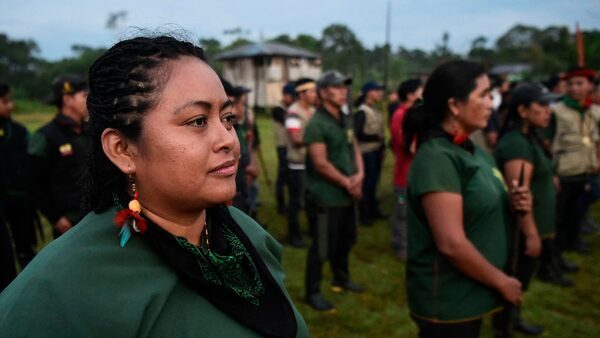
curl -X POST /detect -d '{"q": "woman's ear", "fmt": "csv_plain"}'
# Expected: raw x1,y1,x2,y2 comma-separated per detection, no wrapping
101,128,139,174
447,97,460,116
517,104,528,119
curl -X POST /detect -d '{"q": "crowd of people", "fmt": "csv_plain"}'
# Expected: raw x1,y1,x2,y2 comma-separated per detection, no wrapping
0,34,598,337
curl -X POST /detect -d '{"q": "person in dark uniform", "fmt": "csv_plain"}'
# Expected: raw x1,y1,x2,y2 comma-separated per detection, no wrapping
494,84,560,336
0,84,19,289
403,61,531,338
0,83,37,267
272,82,296,215
303,71,365,312
28,74,90,238
0,35,308,338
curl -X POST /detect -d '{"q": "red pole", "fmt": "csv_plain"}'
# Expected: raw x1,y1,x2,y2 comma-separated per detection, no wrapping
576,22,585,67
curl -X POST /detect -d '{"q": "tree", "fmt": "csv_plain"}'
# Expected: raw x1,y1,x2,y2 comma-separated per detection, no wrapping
320,24,366,85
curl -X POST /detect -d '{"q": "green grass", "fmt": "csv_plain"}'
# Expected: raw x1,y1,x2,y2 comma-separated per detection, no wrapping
17,109,600,337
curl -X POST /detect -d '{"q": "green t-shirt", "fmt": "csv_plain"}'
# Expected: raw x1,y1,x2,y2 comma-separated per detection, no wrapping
304,108,355,207
407,137,509,322
0,206,309,338
495,130,556,238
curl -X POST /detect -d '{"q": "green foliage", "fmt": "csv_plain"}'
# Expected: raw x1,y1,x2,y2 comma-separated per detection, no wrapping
2,23,599,101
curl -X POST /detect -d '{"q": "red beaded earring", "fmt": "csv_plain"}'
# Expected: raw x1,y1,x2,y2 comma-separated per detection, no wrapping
114,166,147,247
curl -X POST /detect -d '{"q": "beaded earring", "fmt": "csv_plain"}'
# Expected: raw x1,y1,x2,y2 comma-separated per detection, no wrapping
114,166,147,247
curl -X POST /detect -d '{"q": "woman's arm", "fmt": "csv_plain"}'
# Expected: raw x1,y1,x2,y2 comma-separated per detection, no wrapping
422,192,523,304
503,160,541,257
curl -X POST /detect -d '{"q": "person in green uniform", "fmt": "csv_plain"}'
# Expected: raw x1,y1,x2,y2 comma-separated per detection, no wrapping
403,60,532,338
28,74,90,238
494,84,559,337
0,36,308,338
303,70,365,312
0,83,38,268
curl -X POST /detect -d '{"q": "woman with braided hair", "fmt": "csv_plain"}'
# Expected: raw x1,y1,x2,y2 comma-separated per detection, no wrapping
0,35,308,338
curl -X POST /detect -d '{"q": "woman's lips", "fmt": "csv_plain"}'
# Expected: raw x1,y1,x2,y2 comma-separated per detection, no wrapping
209,159,237,176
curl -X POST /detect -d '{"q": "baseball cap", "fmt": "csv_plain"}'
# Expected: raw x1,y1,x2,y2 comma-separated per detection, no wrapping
48,74,88,106
282,82,296,96
361,81,385,94
510,84,560,110
316,71,352,89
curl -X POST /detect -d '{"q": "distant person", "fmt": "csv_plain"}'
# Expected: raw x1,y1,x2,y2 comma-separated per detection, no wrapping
404,60,531,337
547,67,599,266
28,74,90,238
0,83,20,289
389,78,422,260
285,78,317,247
0,83,38,268
387,90,400,124
545,74,568,97
354,81,386,225
494,84,560,336
304,71,365,312
272,82,296,215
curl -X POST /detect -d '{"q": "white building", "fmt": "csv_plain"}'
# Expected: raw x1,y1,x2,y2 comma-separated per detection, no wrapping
216,42,322,108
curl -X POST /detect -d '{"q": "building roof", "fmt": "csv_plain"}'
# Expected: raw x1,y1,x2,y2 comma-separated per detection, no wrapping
215,41,319,60
489,63,533,75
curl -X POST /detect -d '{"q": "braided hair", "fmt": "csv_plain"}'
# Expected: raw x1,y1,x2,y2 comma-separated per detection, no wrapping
83,36,206,213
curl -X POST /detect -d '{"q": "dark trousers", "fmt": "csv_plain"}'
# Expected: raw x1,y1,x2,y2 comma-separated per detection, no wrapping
360,149,383,219
305,201,357,296
275,147,288,212
0,214,17,291
555,175,587,253
287,168,304,242
411,316,482,338
4,198,37,267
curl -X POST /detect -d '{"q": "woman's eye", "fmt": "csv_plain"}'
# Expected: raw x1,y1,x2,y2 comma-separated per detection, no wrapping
222,113,238,128
188,116,207,127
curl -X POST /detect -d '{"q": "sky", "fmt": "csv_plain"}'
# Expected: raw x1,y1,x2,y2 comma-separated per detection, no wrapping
1,0,599,60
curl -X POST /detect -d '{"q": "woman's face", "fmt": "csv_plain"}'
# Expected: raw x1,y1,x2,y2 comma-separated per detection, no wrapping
522,102,551,128
453,75,493,134
133,57,240,214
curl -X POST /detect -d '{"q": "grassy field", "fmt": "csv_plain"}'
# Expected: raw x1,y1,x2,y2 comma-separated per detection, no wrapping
12,101,600,338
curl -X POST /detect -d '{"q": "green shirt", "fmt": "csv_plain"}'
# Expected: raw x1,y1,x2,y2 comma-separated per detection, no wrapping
495,130,556,238
0,206,309,338
407,137,509,322
304,108,356,207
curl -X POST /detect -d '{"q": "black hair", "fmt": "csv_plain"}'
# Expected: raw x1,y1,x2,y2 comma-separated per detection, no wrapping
0,83,10,97
402,60,486,153
397,78,422,102
83,35,206,213
545,74,562,91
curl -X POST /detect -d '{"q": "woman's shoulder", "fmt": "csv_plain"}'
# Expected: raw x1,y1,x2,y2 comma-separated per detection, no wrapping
0,209,177,336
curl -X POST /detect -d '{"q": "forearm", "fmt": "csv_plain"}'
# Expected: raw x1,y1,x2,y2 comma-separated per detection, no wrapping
519,213,538,237
314,161,349,188
353,141,364,177
441,238,508,292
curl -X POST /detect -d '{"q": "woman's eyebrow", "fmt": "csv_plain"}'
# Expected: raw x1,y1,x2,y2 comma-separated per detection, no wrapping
221,99,234,112
172,100,212,115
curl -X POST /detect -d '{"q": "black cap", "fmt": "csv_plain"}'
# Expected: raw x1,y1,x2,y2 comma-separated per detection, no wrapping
282,82,296,95
48,74,88,106
510,84,560,112
316,70,352,89
361,81,385,94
